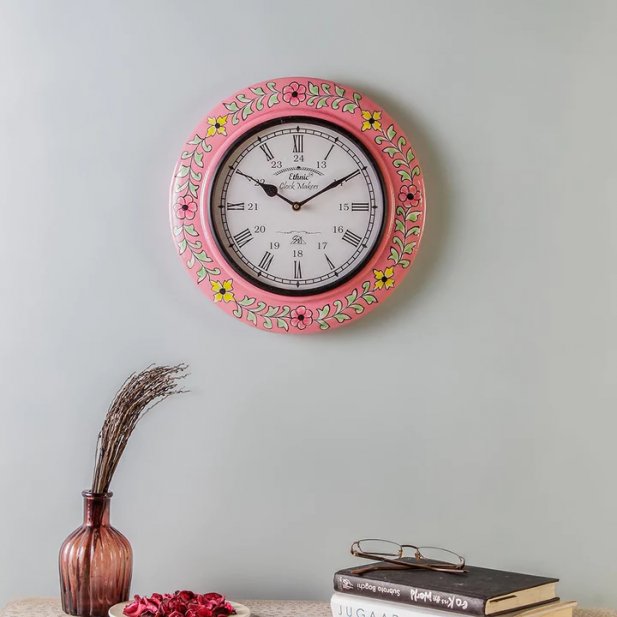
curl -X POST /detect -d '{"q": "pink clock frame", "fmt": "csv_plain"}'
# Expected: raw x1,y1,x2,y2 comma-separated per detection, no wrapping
169,76,426,333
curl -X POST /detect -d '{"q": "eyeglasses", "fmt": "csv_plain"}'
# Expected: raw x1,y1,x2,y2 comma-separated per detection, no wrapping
350,539,467,575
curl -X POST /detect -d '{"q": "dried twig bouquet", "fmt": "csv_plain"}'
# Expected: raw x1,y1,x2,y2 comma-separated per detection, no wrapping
91,363,188,494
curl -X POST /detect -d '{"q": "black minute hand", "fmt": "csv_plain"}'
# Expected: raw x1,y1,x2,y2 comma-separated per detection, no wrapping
236,170,296,207
298,169,362,207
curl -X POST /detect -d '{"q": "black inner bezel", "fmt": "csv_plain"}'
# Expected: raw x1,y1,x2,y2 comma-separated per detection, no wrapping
208,115,387,297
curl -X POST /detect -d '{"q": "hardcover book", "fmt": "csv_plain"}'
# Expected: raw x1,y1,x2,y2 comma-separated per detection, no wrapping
330,593,576,617
333,561,558,616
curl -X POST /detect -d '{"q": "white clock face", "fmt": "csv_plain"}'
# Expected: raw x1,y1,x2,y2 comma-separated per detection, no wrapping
209,118,385,295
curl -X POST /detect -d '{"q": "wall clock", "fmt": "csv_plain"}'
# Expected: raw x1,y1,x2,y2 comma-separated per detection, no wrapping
169,76,426,333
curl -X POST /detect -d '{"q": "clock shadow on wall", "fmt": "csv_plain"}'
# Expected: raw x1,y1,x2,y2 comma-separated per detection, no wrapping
335,85,451,335
170,77,449,334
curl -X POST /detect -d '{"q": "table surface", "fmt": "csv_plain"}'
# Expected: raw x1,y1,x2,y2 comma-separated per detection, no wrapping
0,599,330,617
2,598,615,617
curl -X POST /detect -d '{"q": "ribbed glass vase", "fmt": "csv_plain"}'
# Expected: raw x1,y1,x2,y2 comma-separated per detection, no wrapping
59,491,133,617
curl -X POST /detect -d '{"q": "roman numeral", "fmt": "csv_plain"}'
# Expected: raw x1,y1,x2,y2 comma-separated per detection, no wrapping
259,142,274,161
324,144,334,160
342,229,363,247
294,260,302,279
233,228,253,248
325,254,336,270
351,202,369,212
292,135,304,153
258,251,274,271
226,202,245,211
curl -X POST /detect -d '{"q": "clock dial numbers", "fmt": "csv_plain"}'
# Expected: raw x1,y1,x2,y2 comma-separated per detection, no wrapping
210,119,385,294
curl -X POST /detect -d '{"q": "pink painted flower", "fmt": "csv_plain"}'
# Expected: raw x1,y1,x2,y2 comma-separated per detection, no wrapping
399,184,421,207
290,305,313,330
175,196,197,220
281,82,307,106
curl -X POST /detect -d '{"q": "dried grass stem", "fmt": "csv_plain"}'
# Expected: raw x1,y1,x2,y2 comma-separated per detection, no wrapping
91,364,188,494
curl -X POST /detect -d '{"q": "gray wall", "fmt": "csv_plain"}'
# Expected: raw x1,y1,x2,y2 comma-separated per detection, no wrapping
1,0,616,609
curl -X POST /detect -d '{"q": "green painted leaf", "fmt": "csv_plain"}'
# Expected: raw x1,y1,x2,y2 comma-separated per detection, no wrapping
383,147,398,158
247,310,257,325
398,169,411,182
189,181,198,198
318,320,330,330
350,303,364,314
173,226,183,236
188,134,203,145
184,224,198,236
178,238,187,254
187,253,195,268
265,306,278,318
331,98,341,109
190,169,202,181
403,242,416,254
317,305,330,320
277,318,289,330
267,93,279,107
308,82,319,95
362,281,371,294
196,266,207,283
335,85,345,97
239,297,255,307
233,305,243,318
398,136,406,150
364,293,377,304
393,159,406,167
342,103,357,113
396,205,405,216
399,259,410,268
237,93,251,103
406,148,415,163
406,211,421,222
411,165,420,177
255,96,264,111
176,165,189,178
334,312,351,323
393,236,404,251
395,219,405,233
262,316,272,329
194,151,204,167
251,87,265,96
390,247,400,262
333,299,343,314
181,151,192,160
224,101,239,112
193,250,211,262
410,226,421,235
316,97,328,109
321,83,331,94
346,290,358,305
267,81,278,92
387,124,396,140
353,92,362,104
307,95,317,106
255,301,266,312
175,180,188,193
241,104,253,120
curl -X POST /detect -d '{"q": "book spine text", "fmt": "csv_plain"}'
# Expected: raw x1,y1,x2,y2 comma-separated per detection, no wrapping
333,573,486,616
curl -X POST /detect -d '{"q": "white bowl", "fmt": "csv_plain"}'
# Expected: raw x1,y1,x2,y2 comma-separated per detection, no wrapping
109,601,250,617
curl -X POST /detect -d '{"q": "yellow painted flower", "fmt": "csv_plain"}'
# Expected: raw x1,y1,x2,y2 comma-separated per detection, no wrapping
211,279,234,302
361,110,382,131
206,115,228,137
374,267,395,290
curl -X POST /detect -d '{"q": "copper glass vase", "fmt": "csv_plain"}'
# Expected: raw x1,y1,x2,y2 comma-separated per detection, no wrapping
59,491,133,617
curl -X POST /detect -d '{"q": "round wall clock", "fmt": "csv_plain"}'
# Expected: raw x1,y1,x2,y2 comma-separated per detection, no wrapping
169,76,426,333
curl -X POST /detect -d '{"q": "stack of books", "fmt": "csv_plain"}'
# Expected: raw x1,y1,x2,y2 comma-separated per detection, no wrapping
331,561,576,617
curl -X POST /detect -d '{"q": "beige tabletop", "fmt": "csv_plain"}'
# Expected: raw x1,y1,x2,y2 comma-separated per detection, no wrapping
1,599,615,617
